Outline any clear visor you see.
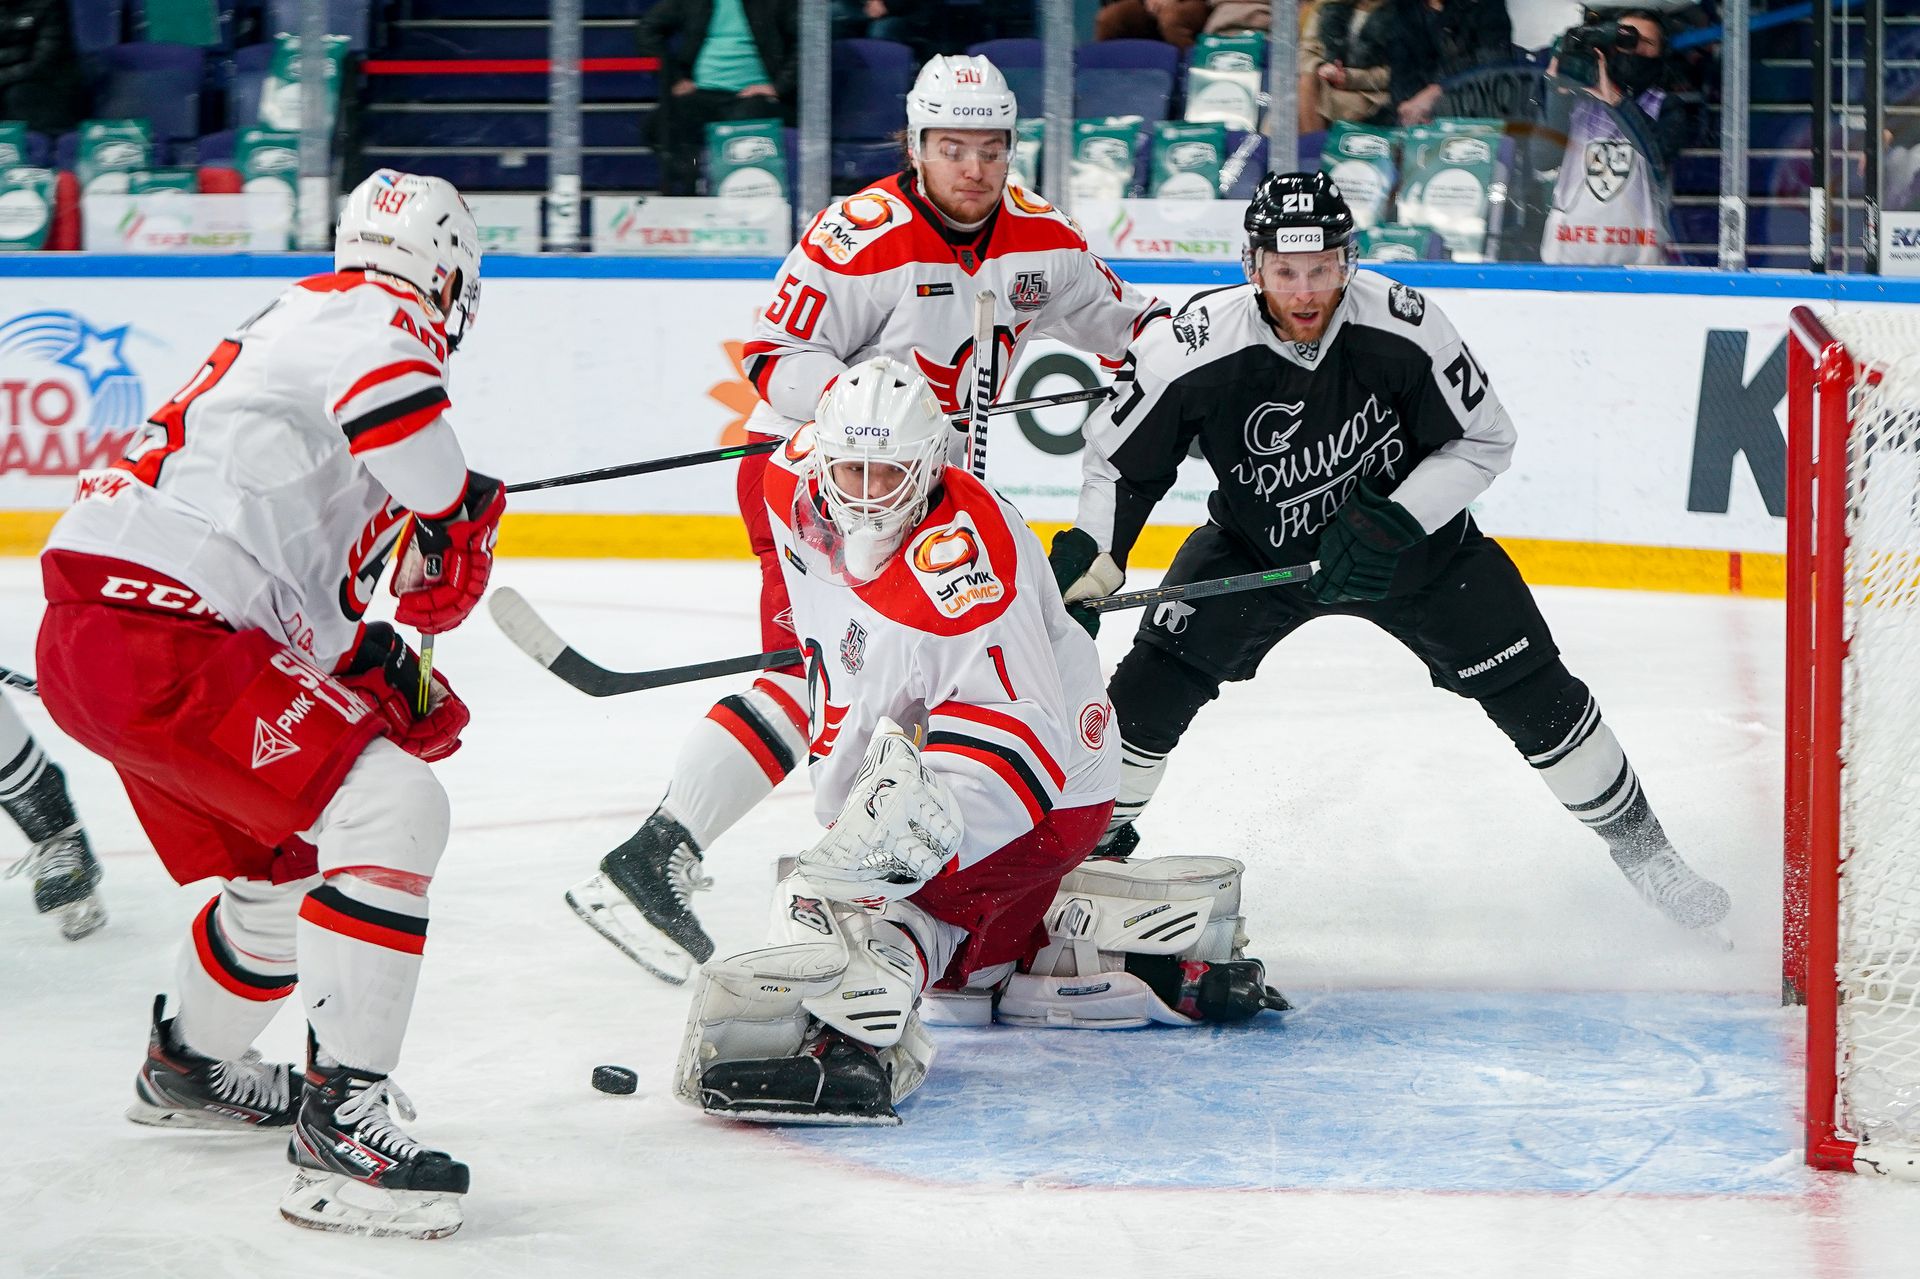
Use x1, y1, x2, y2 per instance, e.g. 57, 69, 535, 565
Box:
1252, 245, 1353, 294
792, 478, 907, 587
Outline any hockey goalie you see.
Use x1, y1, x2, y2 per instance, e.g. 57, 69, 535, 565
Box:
674, 358, 1288, 1125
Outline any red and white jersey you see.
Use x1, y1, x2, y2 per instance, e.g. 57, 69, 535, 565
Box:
764, 432, 1118, 869
742, 172, 1168, 457
44, 271, 470, 671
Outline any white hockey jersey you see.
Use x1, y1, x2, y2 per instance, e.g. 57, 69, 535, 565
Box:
742, 171, 1168, 460
763, 432, 1118, 868
44, 272, 471, 671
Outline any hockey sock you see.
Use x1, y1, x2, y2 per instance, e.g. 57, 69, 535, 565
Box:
0, 710, 79, 844
658, 674, 808, 850
172, 880, 302, 1061
1110, 738, 1170, 832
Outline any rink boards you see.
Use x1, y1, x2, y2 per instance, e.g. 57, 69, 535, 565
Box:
5, 257, 1917, 594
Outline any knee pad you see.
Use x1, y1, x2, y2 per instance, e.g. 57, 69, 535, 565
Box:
1476, 659, 1593, 759
306, 739, 450, 887
1109, 644, 1221, 756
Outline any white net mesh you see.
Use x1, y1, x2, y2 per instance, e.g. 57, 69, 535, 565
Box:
1826, 311, 1920, 1155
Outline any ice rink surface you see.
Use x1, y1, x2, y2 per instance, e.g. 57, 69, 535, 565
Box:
4, 556, 1915, 1278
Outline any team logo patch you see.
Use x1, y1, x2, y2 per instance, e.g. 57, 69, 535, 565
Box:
1154, 600, 1196, 634
1007, 186, 1054, 216
1171, 306, 1210, 352
1009, 271, 1050, 312
788, 894, 833, 936
250, 718, 301, 769
838, 194, 893, 230
1079, 702, 1109, 751
906, 512, 1003, 619
1388, 283, 1426, 326
1583, 139, 1636, 202
840, 619, 868, 673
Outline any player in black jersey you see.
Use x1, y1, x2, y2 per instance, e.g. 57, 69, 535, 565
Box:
1047, 172, 1730, 933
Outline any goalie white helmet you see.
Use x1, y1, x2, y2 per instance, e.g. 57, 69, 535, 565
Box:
804, 357, 949, 583
335, 169, 483, 349
905, 55, 1017, 159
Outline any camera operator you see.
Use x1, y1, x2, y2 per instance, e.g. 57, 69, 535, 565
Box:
1541, 5, 1699, 264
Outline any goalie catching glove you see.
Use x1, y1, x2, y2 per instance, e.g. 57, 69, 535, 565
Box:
1308, 480, 1426, 603
392, 472, 506, 633
798, 718, 962, 904
336, 622, 469, 762
1047, 528, 1123, 638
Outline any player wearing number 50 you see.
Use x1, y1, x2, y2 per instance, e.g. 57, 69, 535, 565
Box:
568, 53, 1169, 986
32, 171, 504, 1239
678, 359, 1285, 1125
1049, 172, 1730, 934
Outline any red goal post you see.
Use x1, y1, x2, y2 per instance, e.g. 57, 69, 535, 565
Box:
1785, 305, 1920, 1179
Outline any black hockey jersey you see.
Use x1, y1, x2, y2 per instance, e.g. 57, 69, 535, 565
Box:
1076, 271, 1517, 577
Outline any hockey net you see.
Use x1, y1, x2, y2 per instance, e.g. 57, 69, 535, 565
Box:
1786, 306, 1920, 1179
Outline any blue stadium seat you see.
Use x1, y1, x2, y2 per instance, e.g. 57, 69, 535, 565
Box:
25, 131, 52, 167
70, 0, 126, 55
966, 37, 1041, 68
195, 128, 236, 164
264, 0, 370, 52
95, 43, 208, 143
1002, 65, 1042, 118
228, 42, 275, 128
833, 38, 915, 142
1078, 67, 1171, 121
1075, 39, 1178, 76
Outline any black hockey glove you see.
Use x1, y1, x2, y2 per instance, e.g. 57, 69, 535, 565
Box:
1308, 481, 1427, 603
1047, 527, 1111, 638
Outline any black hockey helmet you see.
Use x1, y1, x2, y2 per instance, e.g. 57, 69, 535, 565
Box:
1245, 171, 1356, 256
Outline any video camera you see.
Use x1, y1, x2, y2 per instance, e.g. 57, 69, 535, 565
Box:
1555, 21, 1641, 89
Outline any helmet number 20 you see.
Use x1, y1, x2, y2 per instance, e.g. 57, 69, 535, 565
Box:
767, 274, 827, 341
1280, 193, 1315, 213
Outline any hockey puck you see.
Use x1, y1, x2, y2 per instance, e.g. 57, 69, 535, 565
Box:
592, 1065, 638, 1095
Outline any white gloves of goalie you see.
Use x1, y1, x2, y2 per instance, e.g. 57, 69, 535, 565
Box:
799, 718, 964, 905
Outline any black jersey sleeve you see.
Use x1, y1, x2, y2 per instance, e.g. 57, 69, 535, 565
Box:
1074, 328, 1199, 568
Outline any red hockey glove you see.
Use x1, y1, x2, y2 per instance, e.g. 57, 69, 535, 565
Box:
336, 623, 470, 762
392, 473, 505, 634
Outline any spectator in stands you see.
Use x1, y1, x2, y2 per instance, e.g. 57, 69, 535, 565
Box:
638, 0, 797, 196
1203, 1, 1271, 35
0, 0, 86, 136
833, 0, 932, 56
1096, 0, 1210, 50
1377, 0, 1515, 126
1540, 6, 1699, 263
1302, 0, 1394, 129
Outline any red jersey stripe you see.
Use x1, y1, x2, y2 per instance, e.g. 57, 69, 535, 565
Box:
334, 360, 443, 415
753, 676, 808, 737
930, 701, 1066, 789
926, 740, 1045, 825
345, 399, 450, 454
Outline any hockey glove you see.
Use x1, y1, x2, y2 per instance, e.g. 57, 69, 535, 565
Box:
1048, 528, 1122, 638
392, 472, 506, 634
336, 623, 470, 762
800, 719, 963, 906
1308, 481, 1427, 603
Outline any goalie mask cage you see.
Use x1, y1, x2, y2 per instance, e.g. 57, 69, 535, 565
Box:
1786, 305, 1920, 1179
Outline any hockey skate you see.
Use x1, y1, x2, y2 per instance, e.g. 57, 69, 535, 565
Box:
567, 811, 714, 984
281, 1051, 468, 1240
127, 995, 300, 1131
699, 1020, 902, 1127
6, 825, 105, 940
1612, 843, 1732, 935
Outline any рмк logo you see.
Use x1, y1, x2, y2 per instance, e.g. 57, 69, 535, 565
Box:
0, 309, 147, 477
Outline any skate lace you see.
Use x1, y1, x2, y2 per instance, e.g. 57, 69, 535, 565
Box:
4, 826, 85, 883
668, 844, 713, 905
1628, 849, 1699, 905
337, 1077, 423, 1159
210, 1050, 291, 1112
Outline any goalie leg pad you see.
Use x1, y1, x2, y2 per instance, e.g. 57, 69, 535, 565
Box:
997, 969, 1198, 1029
673, 940, 847, 1107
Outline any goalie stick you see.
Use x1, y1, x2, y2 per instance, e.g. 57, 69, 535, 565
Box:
489, 562, 1316, 698
0, 665, 36, 697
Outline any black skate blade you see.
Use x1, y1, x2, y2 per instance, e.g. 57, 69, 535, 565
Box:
565, 879, 695, 985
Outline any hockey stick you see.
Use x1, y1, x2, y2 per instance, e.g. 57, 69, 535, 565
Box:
489, 560, 1316, 698
1, 665, 38, 697
968, 289, 995, 481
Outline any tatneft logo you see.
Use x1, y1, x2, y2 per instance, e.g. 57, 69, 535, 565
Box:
0, 309, 148, 479
1456, 637, 1531, 680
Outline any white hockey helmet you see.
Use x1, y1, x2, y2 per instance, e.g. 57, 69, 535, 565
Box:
336, 169, 483, 349
804, 357, 950, 583
905, 55, 1017, 159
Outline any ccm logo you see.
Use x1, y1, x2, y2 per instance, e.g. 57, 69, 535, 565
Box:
99, 576, 218, 615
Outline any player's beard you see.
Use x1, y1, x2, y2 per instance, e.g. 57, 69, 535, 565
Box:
1262, 284, 1344, 347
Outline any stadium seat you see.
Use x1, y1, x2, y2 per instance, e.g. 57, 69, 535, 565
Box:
1075, 39, 1179, 77
229, 41, 275, 129
94, 42, 208, 143
1078, 67, 1172, 121
25, 131, 52, 167
1002, 65, 1043, 118
264, 0, 370, 52
194, 128, 236, 164
69, 0, 127, 56
833, 39, 915, 142
967, 37, 1041, 68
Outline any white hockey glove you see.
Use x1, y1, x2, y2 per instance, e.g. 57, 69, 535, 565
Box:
799, 718, 963, 905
